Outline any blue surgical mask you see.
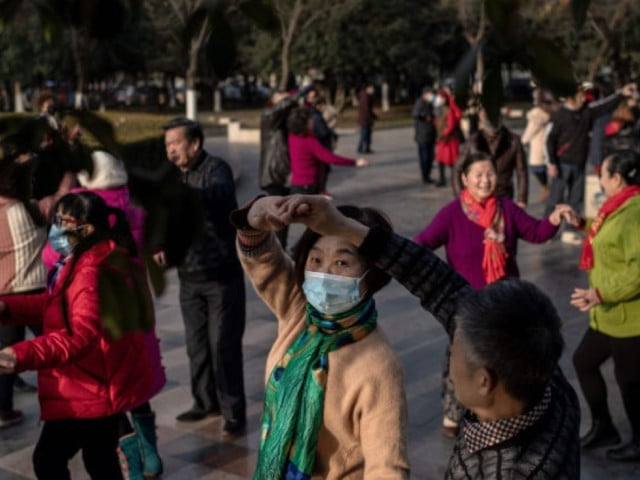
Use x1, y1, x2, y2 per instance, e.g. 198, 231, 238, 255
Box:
302, 270, 367, 315
48, 224, 74, 257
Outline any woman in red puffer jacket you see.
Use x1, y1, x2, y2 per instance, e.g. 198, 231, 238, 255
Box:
0, 191, 165, 480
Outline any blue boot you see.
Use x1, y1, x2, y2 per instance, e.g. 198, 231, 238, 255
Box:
131, 412, 163, 478
117, 432, 145, 480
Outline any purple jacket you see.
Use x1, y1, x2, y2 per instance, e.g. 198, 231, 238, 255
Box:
413, 197, 558, 289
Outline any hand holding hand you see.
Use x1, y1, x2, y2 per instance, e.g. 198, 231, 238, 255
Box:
278, 195, 370, 246
570, 287, 601, 312
547, 164, 559, 178
549, 204, 579, 226
247, 196, 290, 232
0, 347, 17, 374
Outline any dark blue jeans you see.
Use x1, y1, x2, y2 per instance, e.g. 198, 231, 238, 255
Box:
417, 142, 435, 182
357, 125, 372, 153
179, 269, 246, 423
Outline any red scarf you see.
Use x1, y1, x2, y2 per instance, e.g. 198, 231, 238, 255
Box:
579, 185, 640, 270
460, 189, 508, 284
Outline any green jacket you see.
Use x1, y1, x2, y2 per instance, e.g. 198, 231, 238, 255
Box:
589, 195, 640, 337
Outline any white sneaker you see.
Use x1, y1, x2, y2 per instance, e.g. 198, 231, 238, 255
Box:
561, 231, 583, 245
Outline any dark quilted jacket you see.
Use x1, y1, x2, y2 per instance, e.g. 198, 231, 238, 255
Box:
177, 151, 241, 281
358, 227, 581, 479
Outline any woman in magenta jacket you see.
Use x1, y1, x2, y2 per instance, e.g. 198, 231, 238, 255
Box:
287, 107, 368, 194
413, 151, 576, 439
0, 191, 165, 480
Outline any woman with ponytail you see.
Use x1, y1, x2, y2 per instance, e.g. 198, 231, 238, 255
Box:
571, 150, 640, 462
0, 191, 165, 480
231, 196, 409, 479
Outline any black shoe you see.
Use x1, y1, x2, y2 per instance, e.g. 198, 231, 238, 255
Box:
580, 420, 621, 450
435, 180, 447, 188
13, 375, 37, 393
176, 407, 221, 422
606, 440, 640, 462
364, 149, 374, 154
423, 178, 435, 184
222, 419, 246, 438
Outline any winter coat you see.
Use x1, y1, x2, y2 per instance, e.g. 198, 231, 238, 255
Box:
0, 198, 47, 294
288, 134, 356, 187
236, 234, 409, 479
412, 97, 436, 144
357, 90, 376, 127
436, 97, 462, 166
357, 228, 581, 479
259, 96, 298, 190
587, 195, 640, 338
0, 240, 165, 421
546, 94, 622, 167
413, 197, 558, 290
521, 107, 550, 168
176, 151, 242, 282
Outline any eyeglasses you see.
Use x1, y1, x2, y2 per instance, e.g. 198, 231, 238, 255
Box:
53, 214, 85, 231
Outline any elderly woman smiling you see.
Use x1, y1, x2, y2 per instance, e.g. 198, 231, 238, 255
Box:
413, 151, 577, 438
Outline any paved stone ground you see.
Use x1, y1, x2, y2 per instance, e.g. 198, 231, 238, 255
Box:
1, 126, 639, 479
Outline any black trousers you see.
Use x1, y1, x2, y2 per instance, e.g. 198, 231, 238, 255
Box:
179, 270, 247, 422
33, 414, 127, 480
573, 327, 640, 438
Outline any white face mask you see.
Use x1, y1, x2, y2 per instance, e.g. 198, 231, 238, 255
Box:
433, 96, 445, 108
302, 270, 367, 315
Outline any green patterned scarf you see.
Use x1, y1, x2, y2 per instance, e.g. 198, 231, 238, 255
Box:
253, 298, 378, 480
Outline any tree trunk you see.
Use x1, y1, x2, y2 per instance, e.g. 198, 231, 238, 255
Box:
278, 39, 291, 91
13, 81, 24, 113
476, 51, 485, 85
70, 27, 85, 110
381, 81, 390, 111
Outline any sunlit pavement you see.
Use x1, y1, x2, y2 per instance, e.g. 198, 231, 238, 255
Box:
1, 125, 638, 479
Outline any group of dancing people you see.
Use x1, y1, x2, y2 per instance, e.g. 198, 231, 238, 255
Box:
2, 81, 640, 480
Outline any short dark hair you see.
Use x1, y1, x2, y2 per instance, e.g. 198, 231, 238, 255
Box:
287, 107, 311, 136
162, 117, 204, 147
292, 205, 393, 297
455, 279, 564, 405
603, 150, 640, 185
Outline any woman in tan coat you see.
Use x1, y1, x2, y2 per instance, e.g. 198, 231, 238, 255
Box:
231, 196, 409, 479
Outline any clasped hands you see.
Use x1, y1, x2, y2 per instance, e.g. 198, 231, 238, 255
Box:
246, 195, 369, 245
548, 204, 580, 227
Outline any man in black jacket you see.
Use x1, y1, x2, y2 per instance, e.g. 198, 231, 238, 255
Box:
545, 82, 636, 244
257, 194, 581, 479
156, 118, 246, 437
412, 87, 437, 184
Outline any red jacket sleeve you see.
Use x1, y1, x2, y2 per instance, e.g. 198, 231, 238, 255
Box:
1, 292, 47, 325
11, 266, 102, 372
309, 137, 356, 167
